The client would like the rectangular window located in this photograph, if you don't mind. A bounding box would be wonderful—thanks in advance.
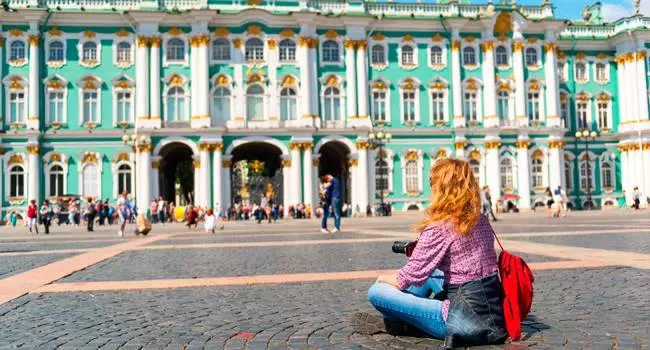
[9,92,26,123]
[117,91,132,124]
[463,92,477,121]
[560,99,570,128]
[402,91,415,122]
[497,92,509,124]
[577,102,588,129]
[372,91,387,122]
[431,92,444,122]
[527,92,540,121]
[597,102,608,129]
[48,91,65,123]
[83,91,98,123]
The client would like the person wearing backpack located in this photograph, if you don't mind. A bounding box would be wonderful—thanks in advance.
[352,159,508,348]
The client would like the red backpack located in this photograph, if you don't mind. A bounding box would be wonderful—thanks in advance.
[494,233,534,341]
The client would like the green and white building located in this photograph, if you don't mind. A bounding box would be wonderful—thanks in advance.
[0,0,649,218]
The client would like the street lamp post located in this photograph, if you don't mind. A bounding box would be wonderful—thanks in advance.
[121,133,151,208]
[368,128,392,216]
[575,129,598,209]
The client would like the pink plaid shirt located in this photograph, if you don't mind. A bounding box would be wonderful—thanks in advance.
[396,215,499,320]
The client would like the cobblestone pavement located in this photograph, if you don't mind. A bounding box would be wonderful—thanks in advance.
[0,210,648,349]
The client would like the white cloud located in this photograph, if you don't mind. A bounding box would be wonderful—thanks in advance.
[602,2,633,22]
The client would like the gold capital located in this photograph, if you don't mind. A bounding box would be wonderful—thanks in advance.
[27,35,40,46]
[281,160,292,168]
[485,141,501,149]
[515,140,531,149]
[481,41,494,53]
[356,141,370,150]
[513,41,524,53]
[26,145,40,154]
[548,141,565,149]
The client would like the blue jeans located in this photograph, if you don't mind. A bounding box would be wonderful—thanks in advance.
[321,198,341,230]
[368,270,446,339]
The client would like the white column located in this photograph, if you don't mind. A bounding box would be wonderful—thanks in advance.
[303,144,314,210]
[616,56,627,124]
[369,149,376,207]
[634,147,645,196]
[149,37,162,126]
[451,38,464,127]
[626,54,639,122]
[643,146,650,200]
[27,145,40,204]
[192,156,201,205]
[481,40,498,127]
[138,146,152,211]
[513,41,527,127]
[298,37,312,119]
[136,36,150,125]
[267,40,279,121]
[344,40,357,119]
[544,42,561,127]
[312,155,320,207]
[151,156,161,199]
[199,144,211,207]
[548,141,563,190]
[485,141,501,211]
[516,140,531,210]
[349,158,358,215]
[290,143,303,206]
[222,157,232,209]
[27,35,40,130]
[636,51,649,121]
[282,159,291,216]
[357,141,370,214]
[212,144,223,209]
[309,40,319,122]
[232,40,245,123]
[356,41,369,119]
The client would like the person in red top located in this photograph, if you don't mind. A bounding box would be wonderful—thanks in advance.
[27,199,39,235]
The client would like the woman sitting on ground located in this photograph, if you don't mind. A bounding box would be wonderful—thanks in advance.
[353,158,507,348]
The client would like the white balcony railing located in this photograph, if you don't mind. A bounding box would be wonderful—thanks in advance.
[366,2,451,17]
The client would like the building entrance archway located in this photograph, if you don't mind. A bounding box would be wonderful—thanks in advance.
[318,141,352,204]
[230,142,284,206]
[159,142,195,205]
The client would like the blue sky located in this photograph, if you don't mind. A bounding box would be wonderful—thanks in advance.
[501,0,643,22]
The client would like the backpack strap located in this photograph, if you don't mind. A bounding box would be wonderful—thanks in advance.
[493,229,506,252]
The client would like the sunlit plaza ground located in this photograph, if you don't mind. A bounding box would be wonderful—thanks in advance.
[0,210,648,349]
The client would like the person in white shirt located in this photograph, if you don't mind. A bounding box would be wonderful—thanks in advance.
[204,208,217,234]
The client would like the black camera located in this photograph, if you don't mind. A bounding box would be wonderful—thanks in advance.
[392,240,418,257]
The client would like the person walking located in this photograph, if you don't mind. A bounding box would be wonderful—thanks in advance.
[553,186,565,218]
[117,192,130,236]
[150,199,159,224]
[85,198,97,232]
[204,208,217,234]
[481,186,498,222]
[545,187,554,216]
[321,174,342,234]
[27,199,39,235]
[96,200,104,226]
[633,187,641,210]
[39,200,53,234]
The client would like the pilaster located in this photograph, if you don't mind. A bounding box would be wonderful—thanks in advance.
[484,138,501,210]
[267,39,279,121]
[451,34,464,128]
[615,54,627,125]
[636,51,649,121]
[302,143,314,211]
[222,156,232,209]
[516,137,531,209]
[193,155,201,205]
[544,41,561,127]
[289,142,303,206]
[228,39,245,128]
[137,143,152,211]
[151,156,160,198]
[481,40,498,128]
[26,144,40,203]
[356,140,370,214]
[513,40,527,127]
[190,32,210,128]
[547,138,564,190]
[348,157,359,215]
[135,36,150,126]
[149,37,162,128]
[198,142,212,207]
[27,34,40,130]
[212,142,224,210]
[298,36,312,123]
[345,40,357,122]
[356,40,369,121]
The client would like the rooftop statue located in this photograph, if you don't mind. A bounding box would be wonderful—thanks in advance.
[582,2,604,25]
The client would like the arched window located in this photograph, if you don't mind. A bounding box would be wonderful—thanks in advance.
[48,90,65,124]
[405,160,419,193]
[527,91,540,121]
[212,39,230,61]
[464,90,477,121]
[375,159,389,192]
[9,89,26,123]
[9,165,25,197]
[212,87,231,121]
[595,63,607,81]
[82,90,99,123]
[279,39,296,62]
[575,62,587,81]
[401,45,414,65]
[10,41,26,61]
[279,87,297,121]
[500,158,513,190]
[430,46,443,65]
[322,40,340,63]
[372,89,387,122]
[402,90,416,122]
[245,38,264,61]
[580,161,594,192]
[49,41,64,62]
[371,45,385,65]
[497,90,509,123]
[531,155,544,188]
[49,164,65,197]
[564,161,573,191]
[323,86,341,121]
[82,41,98,61]
[246,85,264,121]
[601,162,613,188]
[116,90,133,124]
[469,158,481,184]
[166,38,185,61]
[82,164,99,198]
[117,163,132,195]
[525,47,538,66]
[463,47,476,66]
[116,42,132,63]
[166,87,186,121]
[495,45,508,66]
